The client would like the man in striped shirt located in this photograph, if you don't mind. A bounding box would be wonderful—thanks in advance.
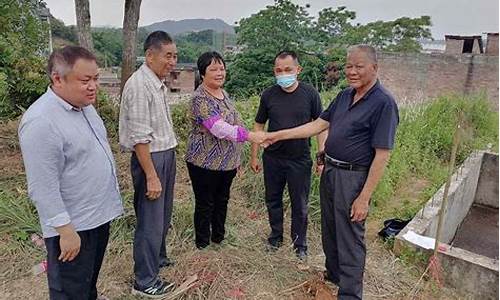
[119,31,178,298]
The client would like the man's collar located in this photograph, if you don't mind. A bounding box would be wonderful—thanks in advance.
[47,87,82,111]
[140,63,167,90]
[349,79,380,101]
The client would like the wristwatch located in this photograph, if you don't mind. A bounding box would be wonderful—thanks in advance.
[316,151,325,166]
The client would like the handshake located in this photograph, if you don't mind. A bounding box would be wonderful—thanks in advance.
[247,131,279,148]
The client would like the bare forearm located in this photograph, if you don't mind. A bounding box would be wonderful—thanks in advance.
[277,118,329,141]
[316,129,328,152]
[134,143,157,179]
[251,123,265,159]
[359,149,390,201]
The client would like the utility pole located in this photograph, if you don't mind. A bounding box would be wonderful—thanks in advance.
[38,6,53,54]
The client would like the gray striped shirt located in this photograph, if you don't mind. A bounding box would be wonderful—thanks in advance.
[119,63,177,153]
[18,88,124,238]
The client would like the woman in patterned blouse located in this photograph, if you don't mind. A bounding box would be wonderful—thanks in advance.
[185,51,265,249]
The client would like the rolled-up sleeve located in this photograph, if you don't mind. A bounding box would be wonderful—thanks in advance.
[19,117,70,228]
[123,85,154,146]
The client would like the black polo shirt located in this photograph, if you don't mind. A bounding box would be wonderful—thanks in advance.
[255,82,322,159]
[320,80,399,167]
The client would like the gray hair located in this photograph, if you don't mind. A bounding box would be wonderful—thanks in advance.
[347,44,378,64]
[47,46,96,83]
[144,31,174,52]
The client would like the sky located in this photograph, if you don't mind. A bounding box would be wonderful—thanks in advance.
[43,0,499,39]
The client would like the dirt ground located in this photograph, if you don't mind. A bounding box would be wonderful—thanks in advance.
[0,119,460,300]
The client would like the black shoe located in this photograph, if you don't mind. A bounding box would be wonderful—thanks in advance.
[323,271,338,285]
[196,243,209,250]
[132,280,175,299]
[211,237,224,244]
[266,237,283,250]
[295,247,307,260]
[159,256,175,268]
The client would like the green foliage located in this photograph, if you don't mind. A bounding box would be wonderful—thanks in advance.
[369,94,498,215]
[96,91,120,137]
[226,0,432,97]
[398,245,430,269]
[173,30,236,63]
[175,39,212,64]
[0,191,40,240]
[50,16,77,43]
[92,28,124,67]
[0,0,49,118]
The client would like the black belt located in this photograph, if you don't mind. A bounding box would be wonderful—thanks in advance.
[324,155,369,172]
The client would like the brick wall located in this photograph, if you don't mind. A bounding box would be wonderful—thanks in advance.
[377,52,499,109]
[486,34,499,55]
[445,39,464,54]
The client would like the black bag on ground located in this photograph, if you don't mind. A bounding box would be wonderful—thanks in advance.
[378,218,410,240]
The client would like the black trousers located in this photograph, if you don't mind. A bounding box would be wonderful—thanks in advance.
[262,152,312,249]
[131,149,176,289]
[320,163,369,300]
[45,222,110,300]
[187,162,237,249]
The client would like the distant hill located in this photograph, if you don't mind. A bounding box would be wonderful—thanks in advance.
[143,18,235,36]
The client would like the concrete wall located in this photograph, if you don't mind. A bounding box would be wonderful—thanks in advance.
[394,152,482,243]
[378,52,499,109]
[424,152,483,243]
[394,151,499,299]
[474,152,499,208]
[441,247,499,300]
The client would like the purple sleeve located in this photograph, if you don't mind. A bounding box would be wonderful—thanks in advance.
[202,115,249,143]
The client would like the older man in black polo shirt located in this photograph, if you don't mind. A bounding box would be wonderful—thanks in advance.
[265,45,399,299]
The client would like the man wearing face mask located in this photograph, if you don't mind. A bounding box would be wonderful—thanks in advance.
[250,50,327,259]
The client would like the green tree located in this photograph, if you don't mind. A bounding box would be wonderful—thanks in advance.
[226,0,316,96]
[92,28,123,66]
[0,0,49,118]
[226,0,432,97]
[50,16,77,42]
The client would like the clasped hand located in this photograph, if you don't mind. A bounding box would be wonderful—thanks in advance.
[247,131,279,148]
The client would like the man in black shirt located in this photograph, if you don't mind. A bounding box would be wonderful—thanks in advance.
[251,51,327,259]
[264,45,399,299]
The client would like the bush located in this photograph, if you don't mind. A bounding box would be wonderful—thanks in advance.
[0,0,49,118]
[369,93,498,213]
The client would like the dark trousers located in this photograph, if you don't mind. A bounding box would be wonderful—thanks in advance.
[262,152,312,249]
[320,163,369,300]
[131,149,176,289]
[187,162,237,249]
[45,222,110,300]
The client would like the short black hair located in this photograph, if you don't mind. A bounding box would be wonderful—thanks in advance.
[197,51,226,78]
[274,50,299,64]
[144,31,174,52]
[47,46,96,83]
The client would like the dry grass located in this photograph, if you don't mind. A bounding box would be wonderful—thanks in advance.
[0,119,461,300]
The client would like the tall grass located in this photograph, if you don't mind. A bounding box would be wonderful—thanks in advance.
[0,91,497,254]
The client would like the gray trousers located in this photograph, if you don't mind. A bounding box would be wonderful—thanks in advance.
[131,149,176,289]
[320,163,368,300]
